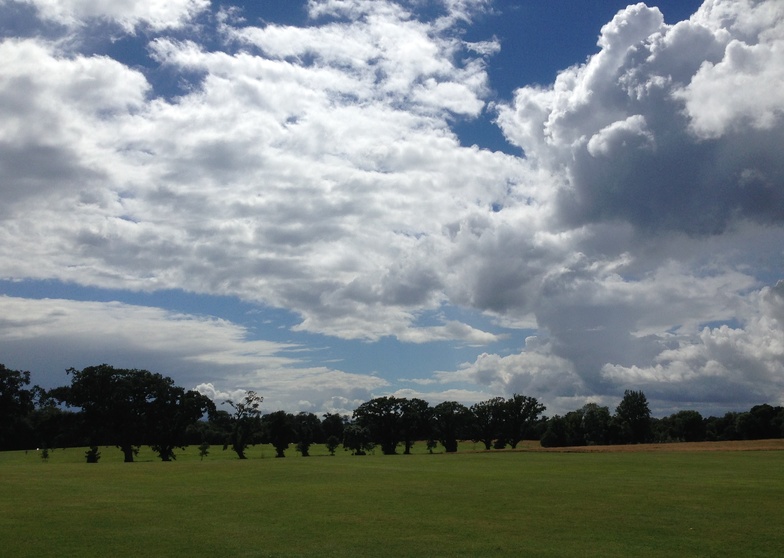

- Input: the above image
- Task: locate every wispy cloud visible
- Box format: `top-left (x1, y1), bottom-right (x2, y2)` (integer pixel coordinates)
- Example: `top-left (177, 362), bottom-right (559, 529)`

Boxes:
top-left (0, 295), bottom-right (386, 413)
top-left (9, 0), bottom-right (210, 31)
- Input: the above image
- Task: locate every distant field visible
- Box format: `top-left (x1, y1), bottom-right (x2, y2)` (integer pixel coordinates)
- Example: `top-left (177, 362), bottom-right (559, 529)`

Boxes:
top-left (534, 438), bottom-right (784, 453)
top-left (1, 441), bottom-right (783, 557)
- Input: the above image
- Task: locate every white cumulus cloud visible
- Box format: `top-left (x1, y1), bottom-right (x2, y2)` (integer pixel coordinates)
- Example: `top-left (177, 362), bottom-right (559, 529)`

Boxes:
top-left (7, 0), bottom-right (209, 31)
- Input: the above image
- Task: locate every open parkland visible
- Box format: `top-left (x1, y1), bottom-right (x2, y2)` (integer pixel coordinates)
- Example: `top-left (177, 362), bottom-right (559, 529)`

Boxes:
top-left (1, 440), bottom-right (783, 557)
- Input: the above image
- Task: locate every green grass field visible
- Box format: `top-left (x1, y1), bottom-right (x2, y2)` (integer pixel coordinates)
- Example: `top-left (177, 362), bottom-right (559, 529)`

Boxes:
top-left (1, 444), bottom-right (783, 557)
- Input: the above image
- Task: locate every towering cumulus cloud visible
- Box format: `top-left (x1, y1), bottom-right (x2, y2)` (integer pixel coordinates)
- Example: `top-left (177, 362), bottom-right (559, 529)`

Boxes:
top-left (481, 0), bottom-right (784, 412)
top-left (498, 0), bottom-right (784, 234)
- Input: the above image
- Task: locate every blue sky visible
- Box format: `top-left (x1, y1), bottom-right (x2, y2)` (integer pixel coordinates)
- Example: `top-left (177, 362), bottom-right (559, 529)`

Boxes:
top-left (1, 0), bottom-right (783, 417)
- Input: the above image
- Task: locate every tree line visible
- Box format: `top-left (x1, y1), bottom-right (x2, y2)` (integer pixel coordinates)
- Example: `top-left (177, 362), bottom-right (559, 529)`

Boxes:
top-left (2, 363), bottom-right (783, 461)
top-left (539, 390), bottom-right (784, 447)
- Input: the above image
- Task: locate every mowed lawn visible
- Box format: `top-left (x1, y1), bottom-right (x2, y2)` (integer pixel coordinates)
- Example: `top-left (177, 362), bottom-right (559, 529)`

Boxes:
top-left (1, 444), bottom-right (783, 557)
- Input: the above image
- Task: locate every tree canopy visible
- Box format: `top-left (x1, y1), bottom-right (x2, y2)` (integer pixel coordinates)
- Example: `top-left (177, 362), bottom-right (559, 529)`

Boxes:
top-left (52, 364), bottom-right (214, 462)
top-left (0, 364), bottom-right (38, 451)
top-left (615, 390), bottom-right (652, 444)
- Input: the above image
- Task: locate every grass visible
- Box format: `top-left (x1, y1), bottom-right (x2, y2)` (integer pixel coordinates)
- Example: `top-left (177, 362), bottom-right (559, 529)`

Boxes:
top-left (1, 444), bottom-right (783, 557)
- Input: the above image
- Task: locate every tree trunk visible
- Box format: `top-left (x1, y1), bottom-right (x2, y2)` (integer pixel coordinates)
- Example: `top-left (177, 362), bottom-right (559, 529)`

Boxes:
top-left (120, 444), bottom-right (135, 462)
top-left (443, 438), bottom-right (458, 452)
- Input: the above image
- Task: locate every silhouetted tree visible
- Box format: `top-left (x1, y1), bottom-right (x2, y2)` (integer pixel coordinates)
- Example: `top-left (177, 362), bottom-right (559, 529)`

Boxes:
top-left (322, 413), bottom-right (346, 443)
top-left (504, 394), bottom-right (546, 449)
top-left (541, 415), bottom-right (570, 448)
top-left (745, 404), bottom-right (782, 439)
top-left (342, 424), bottom-right (374, 455)
top-left (325, 435), bottom-right (340, 455)
top-left (84, 446), bottom-right (101, 463)
top-left (431, 401), bottom-right (470, 453)
top-left (202, 409), bottom-right (234, 445)
top-left (400, 398), bottom-right (432, 454)
top-left (470, 397), bottom-right (506, 450)
top-left (655, 410), bottom-right (705, 442)
top-left (264, 410), bottom-right (295, 458)
top-left (54, 364), bottom-right (187, 462)
top-left (540, 410), bottom-right (585, 447)
top-left (292, 412), bottom-right (321, 457)
top-left (28, 406), bottom-right (84, 450)
top-left (225, 391), bottom-right (263, 459)
top-left (148, 387), bottom-right (215, 461)
top-left (353, 397), bottom-right (404, 455)
top-left (580, 403), bottom-right (612, 445)
top-left (615, 390), bottom-right (652, 444)
top-left (705, 412), bottom-right (741, 441)
top-left (0, 364), bottom-right (37, 450)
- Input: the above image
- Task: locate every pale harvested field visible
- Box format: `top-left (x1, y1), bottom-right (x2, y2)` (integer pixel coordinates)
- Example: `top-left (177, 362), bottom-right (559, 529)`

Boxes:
top-left (526, 438), bottom-right (784, 453)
